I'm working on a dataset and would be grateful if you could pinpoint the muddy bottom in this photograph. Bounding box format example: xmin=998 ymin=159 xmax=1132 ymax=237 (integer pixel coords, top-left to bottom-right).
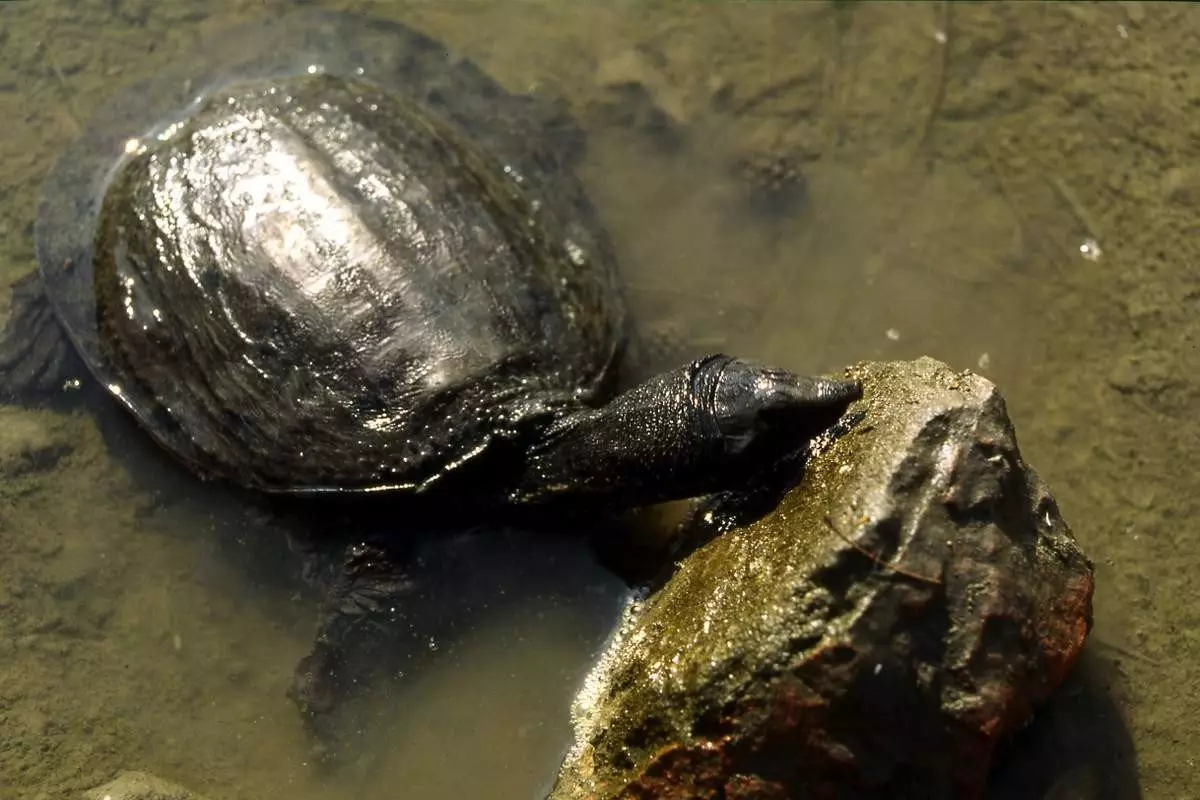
xmin=0 ymin=2 xmax=1196 ymax=799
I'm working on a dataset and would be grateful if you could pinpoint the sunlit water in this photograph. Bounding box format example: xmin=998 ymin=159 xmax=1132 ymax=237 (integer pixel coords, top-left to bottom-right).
xmin=0 ymin=2 xmax=1194 ymax=799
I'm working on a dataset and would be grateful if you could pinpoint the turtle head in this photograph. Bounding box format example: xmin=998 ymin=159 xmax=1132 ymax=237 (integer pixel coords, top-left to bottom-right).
xmin=701 ymin=356 xmax=862 ymax=467
xmin=510 ymin=354 xmax=861 ymax=510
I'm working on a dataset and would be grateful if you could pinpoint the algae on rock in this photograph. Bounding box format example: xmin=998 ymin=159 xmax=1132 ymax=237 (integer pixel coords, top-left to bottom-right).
xmin=552 ymin=357 xmax=1095 ymax=800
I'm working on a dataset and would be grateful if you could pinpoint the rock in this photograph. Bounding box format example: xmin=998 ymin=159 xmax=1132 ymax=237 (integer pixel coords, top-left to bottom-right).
xmin=589 ymin=46 xmax=687 ymax=150
xmin=731 ymin=148 xmax=808 ymax=218
xmin=83 ymin=771 xmax=209 ymax=800
xmin=0 ymin=407 xmax=75 ymax=481
xmin=550 ymin=357 xmax=1094 ymax=800
xmin=594 ymin=46 xmax=690 ymax=127
xmin=1107 ymin=349 xmax=1181 ymax=397
xmin=1160 ymin=165 xmax=1200 ymax=206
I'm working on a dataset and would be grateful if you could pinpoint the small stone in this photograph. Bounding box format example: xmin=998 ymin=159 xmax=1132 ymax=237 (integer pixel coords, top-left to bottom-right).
xmin=594 ymin=48 xmax=688 ymax=126
xmin=731 ymin=148 xmax=808 ymax=216
xmin=1123 ymin=284 xmax=1171 ymax=335
xmin=1108 ymin=350 xmax=1179 ymax=396
xmin=225 ymin=660 xmax=250 ymax=685
xmin=589 ymin=47 xmax=688 ymax=150
xmin=1078 ymin=238 xmax=1103 ymax=262
xmin=83 ymin=770 xmax=209 ymax=800
xmin=19 ymin=707 xmax=49 ymax=737
xmin=551 ymin=357 xmax=1094 ymax=800
xmin=0 ymin=408 xmax=76 ymax=480
xmin=1121 ymin=1 xmax=1146 ymax=26
xmin=1160 ymin=166 xmax=1200 ymax=206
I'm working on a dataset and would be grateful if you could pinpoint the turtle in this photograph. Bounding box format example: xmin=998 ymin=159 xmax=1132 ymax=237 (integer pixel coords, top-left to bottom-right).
xmin=0 ymin=11 xmax=861 ymax=742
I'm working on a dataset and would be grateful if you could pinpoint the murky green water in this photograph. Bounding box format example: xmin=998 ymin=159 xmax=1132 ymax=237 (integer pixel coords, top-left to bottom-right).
xmin=0 ymin=2 xmax=1194 ymax=798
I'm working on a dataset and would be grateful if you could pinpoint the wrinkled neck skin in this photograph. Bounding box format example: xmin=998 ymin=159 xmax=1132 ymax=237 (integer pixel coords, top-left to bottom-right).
xmin=509 ymin=354 xmax=850 ymax=513
xmin=511 ymin=356 xmax=723 ymax=510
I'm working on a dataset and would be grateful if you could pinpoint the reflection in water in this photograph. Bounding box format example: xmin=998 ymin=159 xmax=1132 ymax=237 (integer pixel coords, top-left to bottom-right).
xmin=302 ymin=528 xmax=631 ymax=799
xmin=0 ymin=1 xmax=1193 ymax=799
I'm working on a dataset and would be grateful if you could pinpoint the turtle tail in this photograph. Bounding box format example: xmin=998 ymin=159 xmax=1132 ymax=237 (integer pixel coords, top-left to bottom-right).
xmin=0 ymin=270 xmax=86 ymax=405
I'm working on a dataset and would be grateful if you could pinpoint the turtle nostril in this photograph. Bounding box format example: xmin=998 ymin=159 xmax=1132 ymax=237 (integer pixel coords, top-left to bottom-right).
xmin=794 ymin=376 xmax=862 ymax=406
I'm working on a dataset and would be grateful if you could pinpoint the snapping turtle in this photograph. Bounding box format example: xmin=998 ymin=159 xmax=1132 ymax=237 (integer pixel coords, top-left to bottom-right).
xmin=0 ymin=12 xmax=860 ymax=738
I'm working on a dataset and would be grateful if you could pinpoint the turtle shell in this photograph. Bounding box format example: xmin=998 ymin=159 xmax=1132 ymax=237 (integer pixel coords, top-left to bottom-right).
xmin=35 ymin=11 xmax=622 ymax=495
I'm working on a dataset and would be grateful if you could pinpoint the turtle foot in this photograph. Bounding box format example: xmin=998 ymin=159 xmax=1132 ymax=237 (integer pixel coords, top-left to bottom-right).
xmin=288 ymin=538 xmax=415 ymax=756
xmin=289 ymin=642 xmax=347 ymax=764
xmin=289 ymin=641 xmax=341 ymax=720
xmin=0 ymin=270 xmax=87 ymax=405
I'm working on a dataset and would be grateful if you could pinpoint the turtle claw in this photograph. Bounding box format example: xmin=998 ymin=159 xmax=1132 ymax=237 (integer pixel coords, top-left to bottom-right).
xmin=289 ymin=538 xmax=415 ymax=755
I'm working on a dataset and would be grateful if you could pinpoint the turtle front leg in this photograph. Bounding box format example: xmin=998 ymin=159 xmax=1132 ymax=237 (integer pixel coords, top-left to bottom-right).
xmin=0 ymin=270 xmax=88 ymax=404
xmin=289 ymin=539 xmax=414 ymax=749
xmin=663 ymin=403 xmax=868 ymax=569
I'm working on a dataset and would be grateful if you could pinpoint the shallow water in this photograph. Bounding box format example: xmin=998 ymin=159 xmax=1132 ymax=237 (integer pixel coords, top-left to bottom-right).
xmin=0 ymin=2 xmax=1195 ymax=799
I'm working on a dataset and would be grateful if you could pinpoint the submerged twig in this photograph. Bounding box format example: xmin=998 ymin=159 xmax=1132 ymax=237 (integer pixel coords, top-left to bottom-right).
xmin=823 ymin=0 xmax=858 ymax=156
xmin=45 ymin=50 xmax=82 ymax=138
xmin=1046 ymin=173 xmax=1103 ymax=245
xmin=1093 ymin=637 xmax=1164 ymax=667
xmin=823 ymin=515 xmax=943 ymax=586
xmin=982 ymin=137 xmax=1030 ymax=257
xmin=729 ymin=72 xmax=819 ymax=119
xmin=984 ymin=137 xmax=1078 ymax=270
xmin=1024 ymin=148 xmax=1104 ymax=250
xmin=913 ymin=1 xmax=953 ymax=159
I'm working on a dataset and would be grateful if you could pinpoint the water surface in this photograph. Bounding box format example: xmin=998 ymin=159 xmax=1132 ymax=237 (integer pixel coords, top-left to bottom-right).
xmin=0 ymin=2 xmax=1193 ymax=798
